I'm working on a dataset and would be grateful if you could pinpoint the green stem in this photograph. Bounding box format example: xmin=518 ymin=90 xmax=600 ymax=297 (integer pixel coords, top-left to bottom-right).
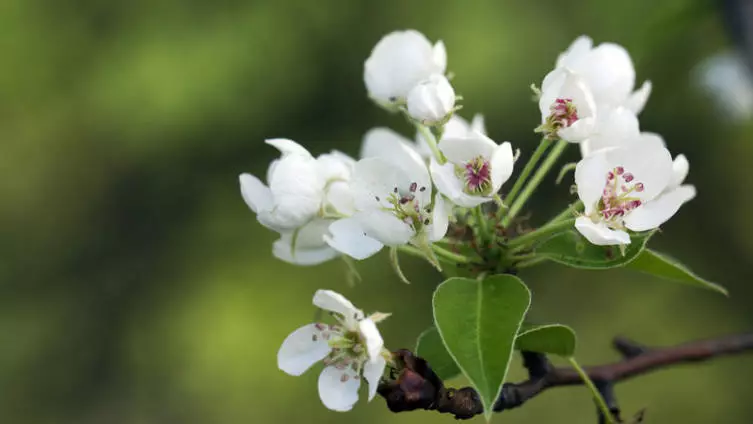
xmin=547 ymin=200 xmax=583 ymax=224
xmin=567 ymin=357 xmax=615 ymax=424
xmin=472 ymin=205 xmax=489 ymax=243
xmin=502 ymin=140 xmax=568 ymax=227
xmin=432 ymin=244 xmax=472 ymax=264
xmin=416 ymin=124 xmax=446 ymax=164
xmin=507 ymin=218 xmax=575 ymax=250
xmin=502 ymin=138 xmax=551 ymax=211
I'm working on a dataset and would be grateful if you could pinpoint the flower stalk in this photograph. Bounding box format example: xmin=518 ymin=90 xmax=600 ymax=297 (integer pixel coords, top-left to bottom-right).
xmin=502 ymin=139 xmax=569 ymax=227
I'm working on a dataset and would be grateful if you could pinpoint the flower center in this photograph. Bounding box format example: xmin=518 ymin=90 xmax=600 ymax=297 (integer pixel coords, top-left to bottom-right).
xmin=378 ymin=182 xmax=431 ymax=231
xmin=536 ymin=98 xmax=579 ymax=140
xmin=595 ymin=166 xmax=645 ymax=224
xmin=312 ymin=322 xmax=368 ymax=380
xmin=456 ymin=156 xmax=492 ymax=195
xmin=551 ymin=98 xmax=579 ymax=127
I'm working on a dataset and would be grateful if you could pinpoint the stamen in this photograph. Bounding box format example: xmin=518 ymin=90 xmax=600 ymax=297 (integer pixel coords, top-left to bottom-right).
xmin=409 ymin=182 xmax=417 ymax=192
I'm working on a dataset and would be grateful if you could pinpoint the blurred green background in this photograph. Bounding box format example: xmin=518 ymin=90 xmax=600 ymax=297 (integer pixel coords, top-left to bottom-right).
xmin=2 ymin=0 xmax=753 ymax=422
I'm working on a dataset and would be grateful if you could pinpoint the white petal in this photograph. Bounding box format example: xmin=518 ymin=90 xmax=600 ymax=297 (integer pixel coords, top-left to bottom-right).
xmin=433 ymin=41 xmax=447 ymax=72
xmin=580 ymin=42 xmax=636 ymax=107
xmin=360 ymin=127 xmax=415 ymax=160
xmin=470 ymin=114 xmax=487 ymax=135
xmin=357 ymin=210 xmax=414 ymax=246
xmin=352 ymin=157 xmax=431 ymax=212
xmin=556 ymin=35 xmax=594 ymax=69
xmin=625 ymin=80 xmax=652 ymax=114
xmin=277 ymin=323 xmax=332 ymax=376
xmin=429 ymin=159 xmax=485 ymax=208
xmin=581 ymin=107 xmax=640 ymax=157
xmin=600 ymin=144 xmax=673 ymax=202
xmin=267 ymin=155 xmax=325 ymax=229
xmin=324 ymin=218 xmax=384 ymax=260
xmin=490 ymin=142 xmax=514 ymax=192
xmin=540 ymin=68 xmax=596 ymax=121
xmin=358 ymin=318 xmax=384 ymax=362
xmin=272 ymin=220 xmax=339 ymax=266
xmin=406 ymin=73 xmax=456 ymax=124
xmin=575 ymin=153 xmax=611 ymax=215
xmin=265 ymin=138 xmax=312 ymax=157
xmin=623 ymin=185 xmax=696 ymax=231
xmin=364 ymin=30 xmax=444 ymax=102
xmin=575 ymin=216 xmax=631 ymax=246
xmin=318 ymin=366 xmax=360 ymax=412
xmin=440 ymin=115 xmax=472 ymax=139
xmin=638 ymin=132 xmax=666 ymax=149
xmin=558 ymin=117 xmax=596 ymax=142
xmin=312 ymin=289 xmax=361 ymax=318
xmin=325 ymin=181 xmax=356 ymax=216
xmin=317 ymin=151 xmax=355 ymax=182
xmin=273 ymin=239 xmax=339 ymax=266
xmin=239 ymin=173 xmax=273 ymax=213
xmin=439 ymin=132 xmax=497 ymax=164
xmin=668 ymin=154 xmax=689 ymax=190
xmin=429 ymin=193 xmax=451 ymax=242
xmin=363 ymin=356 xmax=387 ymax=402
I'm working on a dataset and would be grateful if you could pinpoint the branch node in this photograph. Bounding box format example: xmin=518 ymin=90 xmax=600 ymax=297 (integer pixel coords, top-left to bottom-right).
xmin=613 ymin=336 xmax=649 ymax=359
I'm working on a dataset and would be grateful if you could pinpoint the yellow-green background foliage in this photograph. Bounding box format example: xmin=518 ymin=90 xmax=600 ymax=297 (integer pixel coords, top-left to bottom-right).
xmin=1 ymin=0 xmax=752 ymax=422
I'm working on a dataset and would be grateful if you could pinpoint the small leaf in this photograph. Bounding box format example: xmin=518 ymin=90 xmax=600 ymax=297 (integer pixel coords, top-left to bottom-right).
xmin=626 ymin=249 xmax=728 ymax=295
xmin=516 ymin=324 xmax=577 ymax=357
xmin=433 ymin=275 xmax=531 ymax=421
xmin=415 ymin=327 xmax=460 ymax=380
xmin=536 ymin=230 xmax=653 ymax=269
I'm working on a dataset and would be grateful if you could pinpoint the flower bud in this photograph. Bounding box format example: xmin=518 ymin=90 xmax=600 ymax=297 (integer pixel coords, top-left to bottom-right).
xmin=406 ymin=74 xmax=456 ymax=126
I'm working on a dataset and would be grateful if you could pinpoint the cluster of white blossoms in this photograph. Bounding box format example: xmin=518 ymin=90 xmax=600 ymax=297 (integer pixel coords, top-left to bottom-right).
xmin=537 ymin=36 xmax=695 ymax=245
xmin=240 ymin=29 xmax=517 ymax=267
xmin=243 ymin=30 xmax=701 ymax=413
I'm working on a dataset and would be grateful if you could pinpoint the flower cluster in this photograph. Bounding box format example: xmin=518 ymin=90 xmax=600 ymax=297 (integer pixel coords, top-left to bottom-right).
xmin=536 ymin=36 xmax=696 ymax=245
xmin=239 ymin=30 xmax=702 ymax=413
xmin=240 ymin=30 xmax=517 ymax=268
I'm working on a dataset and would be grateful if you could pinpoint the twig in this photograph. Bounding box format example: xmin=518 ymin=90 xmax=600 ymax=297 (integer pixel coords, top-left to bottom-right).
xmin=377 ymin=333 xmax=753 ymax=421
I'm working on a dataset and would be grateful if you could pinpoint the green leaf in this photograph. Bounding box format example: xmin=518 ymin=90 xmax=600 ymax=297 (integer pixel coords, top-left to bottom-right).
xmin=626 ymin=249 xmax=728 ymax=296
xmin=515 ymin=324 xmax=576 ymax=357
xmin=536 ymin=230 xmax=653 ymax=269
xmin=433 ymin=275 xmax=531 ymax=421
xmin=415 ymin=327 xmax=461 ymax=380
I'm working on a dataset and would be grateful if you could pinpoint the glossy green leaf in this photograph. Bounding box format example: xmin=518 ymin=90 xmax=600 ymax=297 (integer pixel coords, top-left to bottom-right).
xmin=626 ymin=249 xmax=728 ymax=295
xmin=415 ymin=327 xmax=460 ymax=380
xmin=516 ymin=323 xmax=576 ymax=357
xmin=536 ymin=230 xmax=653 ymax=269
xmin=433 ymin=275 xmax=531 ymax=421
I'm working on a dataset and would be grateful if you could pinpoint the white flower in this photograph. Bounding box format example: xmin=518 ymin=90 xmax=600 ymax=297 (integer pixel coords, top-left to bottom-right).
xmin=538 ymin=68 xmax=597 ymax=141
xmin=277 ymin=290 xmax=388 ymax=412
xmin=364 ymin=30 xmax=447 ymax=105
xmin=574 ymin=143 xmax=695 ymax=246
xmin=240 ymin=140 xmax=357 ymax=265
xmin=406 ymin=74 xmax=456 ymax=125
xmin=325 ymin=142 xmax=450 ymax=260
xmin=430 ymin=132 xmax=514 ymax=207
xmin=240 ymin=139 xmax=326 ymax=231
xmin=556 ymin=35 xmax=652 ymax=113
